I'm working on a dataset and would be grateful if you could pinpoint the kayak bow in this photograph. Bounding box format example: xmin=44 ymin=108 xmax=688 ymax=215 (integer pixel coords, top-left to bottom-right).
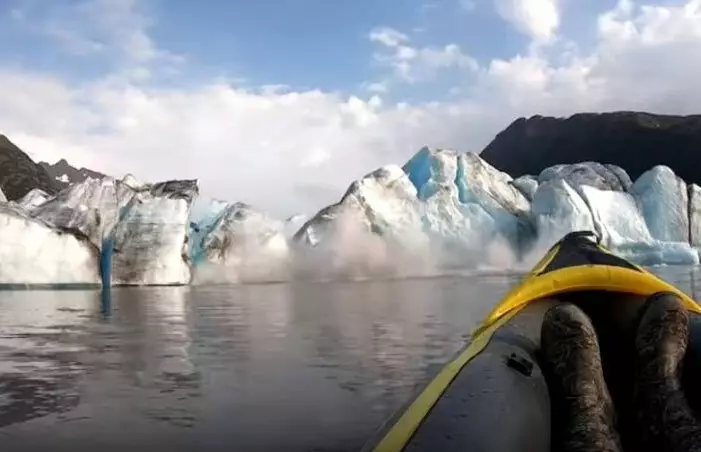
xmin=364 ymin=231 xmax=701 ymax=452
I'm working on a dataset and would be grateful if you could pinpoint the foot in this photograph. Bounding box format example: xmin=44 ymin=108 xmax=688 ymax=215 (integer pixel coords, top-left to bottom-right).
xmin=634 ymin=292 xmax=701 ymax=452
xmin=541 ymin=303 xmax=622 ymax=452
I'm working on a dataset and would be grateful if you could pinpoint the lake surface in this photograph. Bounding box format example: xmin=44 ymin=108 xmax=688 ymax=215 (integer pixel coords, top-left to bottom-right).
xmin=1 ymin=267 xmax=700 ymax=451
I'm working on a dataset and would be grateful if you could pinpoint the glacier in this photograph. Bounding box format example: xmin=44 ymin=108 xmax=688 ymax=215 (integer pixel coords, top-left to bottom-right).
xmin=632 ymin=166 xmax=690 ymax=243
xmin=109 ymin=179 xmax=198 ymax=286
xmin=190 ymin=202 xmax=289 ymax=284
xmin=17 ymin=188 xmax=51 ymax=212
xmin=0 ymin=203 xmax=99 ymax=285
xmin=2 ymin=146 xmax=701 ymax=287
xmin=298 ymin=148 xmax=701 ymax=270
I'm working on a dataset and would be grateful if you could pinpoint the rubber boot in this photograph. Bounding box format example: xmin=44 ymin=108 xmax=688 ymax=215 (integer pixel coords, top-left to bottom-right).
xmin=634 ymin=292 xmax=701 ymax=452
xmin=540 ymin=303 xmax=622 ymax=452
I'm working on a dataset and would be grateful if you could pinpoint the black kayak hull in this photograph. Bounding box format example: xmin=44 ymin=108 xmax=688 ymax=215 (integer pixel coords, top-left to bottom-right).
xmin=362 ymin=232 xmax=701 ymax=452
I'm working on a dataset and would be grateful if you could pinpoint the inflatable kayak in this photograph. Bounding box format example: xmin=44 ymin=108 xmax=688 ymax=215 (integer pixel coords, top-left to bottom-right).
xmin=362 ymin=231 xmax=701 ymax=452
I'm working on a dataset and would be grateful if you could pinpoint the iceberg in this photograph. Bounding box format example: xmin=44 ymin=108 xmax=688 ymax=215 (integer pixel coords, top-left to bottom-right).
xmin=538 ymin=162 xmax=631 ymax=194
xmin=632 ymin=165 xmax=689 ymax=243
xmin=0 ymin=186 xmax=6 ymax=203
xmin=300 ymin=149 xmax=701 ymax=270
xmin=4 ymin=144 xmax=701 ymax=287
xmin=510 ymin=175 xmax=538 ymax=201
xmin=530 ymin=179 xmax=596 ymax=249
xmin=17 ymin=188 xmax=51 ymax=212
xmin=297 ymin=148 xmax=532 ymax=271
xmin=190 ymin=202 xmax=289 ymax=283
xmin=32 ymin=177 xmax=134 ymax=249
xmin=109 ymin=180 xmax=198 ymax=286
xmin=0 ymin=203 xmax=99 ymax=285
xmin=20 ymin=175 xmax=199 ymax=286
xmin=689 ymin=184 xmax=701 ymax=247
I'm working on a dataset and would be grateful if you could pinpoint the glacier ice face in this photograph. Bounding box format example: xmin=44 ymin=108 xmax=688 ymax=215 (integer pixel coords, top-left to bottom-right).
xmin=510 ymin=175 xmax=538 ymax=201
xmin=296 ymin=165 xmax=424 ymax=247
xmin=578 ymin=185 xmax=652 ymax=246
xmin=300 ymin=149 xmax=701 ymax=270
xmin=17 ymin=188 xmax=51 ymax=212
xmin=0 ymin=186 xmax=6 ymax=203
xmin=530 ymin=178 xmax=595 ymax=250
xmin=538 ymin=162 xmax=631 ymax=193
xmin=0 ymin=204 xmax=99 ymax=285
xmin=689 ymin=184 xmax=701 ymax=247
xmin=121 ymin=174 xmax=145 ymax=190
xmin=529 ymin=165 xmax=698 ymax=264
xmin=297 ymin=148 xmax=532 ymax=273
xmin=191 ymin=202 xmax=290 ymax=283
xmin=110 ymin=180 xmax=198 ymax=286
xmin=402 ymin=148 xmax=531 ymax=248
xmin=632 ymin=165 xmax=689 ymax=243
xmin=5 ymin=144 xmax=701 ymax=286
xmin=32 ymin=177 xmax=134 ymax=249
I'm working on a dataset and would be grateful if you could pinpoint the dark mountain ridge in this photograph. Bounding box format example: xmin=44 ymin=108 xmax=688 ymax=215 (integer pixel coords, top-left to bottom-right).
xmin=480 ymin=111 xmax=701 ymax=184
xmin=0 ymin=135 xmax=63 ymax=200
xmin=39 ymin=158 xmax=105 ymax=188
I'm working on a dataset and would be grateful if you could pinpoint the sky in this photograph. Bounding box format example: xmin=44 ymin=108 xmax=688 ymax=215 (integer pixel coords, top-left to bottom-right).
xmin=1 ymin=0 xmax=701 ymax=217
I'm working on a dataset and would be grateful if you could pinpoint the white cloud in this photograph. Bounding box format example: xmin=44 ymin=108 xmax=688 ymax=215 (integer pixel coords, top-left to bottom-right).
xmin=5 ymin=1 xmax=701 ymax=219
xmin=12 ymin=0 xmax=183 ymax=78
xmin=369 ymin=27 xmax=478 ymax=82
xmin=496 ymin=0 xmax=560 ymax=41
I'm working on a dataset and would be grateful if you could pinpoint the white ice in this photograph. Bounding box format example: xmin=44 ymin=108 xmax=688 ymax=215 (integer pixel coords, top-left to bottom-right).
xmin=110 ymin=181 xmax=198 ymax=285
xmin=510 ymin=175 xmax=538 ymax=201
xmin=32 ymin=177 xmax=135 ymax=248
xmin=191 ymin=202 xmax=290 ymax=283
xmin=633 ymin=165 xmax=689 ymax=243
xmin=689 ymin=184 xmax=701 ymax=247
xmin=17 ymin=188 xmax=51 ymax=212
xmin=0 ymin=204 xmax=99 ymax=285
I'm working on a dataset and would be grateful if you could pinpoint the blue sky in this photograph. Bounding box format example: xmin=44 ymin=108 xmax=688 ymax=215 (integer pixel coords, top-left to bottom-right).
xmin=0 ymin=0 xmax=700 ymax=216
xmin=0 ymin=0 xmax=607 ymax=97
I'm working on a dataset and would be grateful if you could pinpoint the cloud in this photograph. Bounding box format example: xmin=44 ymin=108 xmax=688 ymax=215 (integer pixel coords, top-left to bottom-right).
xmin=11 ymin=0 xmax=183 ymax=79
xmin=369 ymin=27 xmax=478 ymax=83
xmin=4 ymin=0 xmax=701 ymax=220
xmin=495 ymin=0 xmax=560 ymax=41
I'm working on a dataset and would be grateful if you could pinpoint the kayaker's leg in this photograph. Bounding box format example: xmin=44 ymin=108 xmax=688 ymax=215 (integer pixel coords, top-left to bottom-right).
xmin=634 ymin=292 xmax=701 ymax=452
xmin=541 ymin=303 xmax=622 ymax=452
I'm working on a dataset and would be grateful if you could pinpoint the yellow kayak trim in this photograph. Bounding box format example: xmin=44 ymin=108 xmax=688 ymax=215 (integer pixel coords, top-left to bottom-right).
xmin=371 ymin=237 xmax=701 ymax=452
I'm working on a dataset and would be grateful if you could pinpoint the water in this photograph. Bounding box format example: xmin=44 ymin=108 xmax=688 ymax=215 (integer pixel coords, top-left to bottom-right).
xmin=0 ymin=267 xmax=699 ymax=451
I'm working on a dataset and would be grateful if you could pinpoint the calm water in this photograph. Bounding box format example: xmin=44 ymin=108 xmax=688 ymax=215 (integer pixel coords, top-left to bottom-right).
xmin=0 ymin=267 xmax=700 ymax=451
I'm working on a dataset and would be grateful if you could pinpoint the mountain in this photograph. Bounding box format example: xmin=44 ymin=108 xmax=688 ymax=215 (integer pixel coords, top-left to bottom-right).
xmin=0 ymin=135 xmax=63 ymax=200
xmin=480 ymin=112 xmax=701 ymax=184
xmin=39 ymin=158 xmax=105 ymax=188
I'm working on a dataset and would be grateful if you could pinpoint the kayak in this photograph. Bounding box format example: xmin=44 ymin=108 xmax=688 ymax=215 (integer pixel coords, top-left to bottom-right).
xmin=362 ymin=230 xmax=701 ymax=452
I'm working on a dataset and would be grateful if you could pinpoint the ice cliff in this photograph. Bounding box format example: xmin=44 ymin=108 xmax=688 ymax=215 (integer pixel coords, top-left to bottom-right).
xmin=297 ymin=148 xmax=701 ymax=269
xmin=2 ymin=145 xmax=701 ymax=287
xmin=189 ymin=202 xmax=289 ymax=283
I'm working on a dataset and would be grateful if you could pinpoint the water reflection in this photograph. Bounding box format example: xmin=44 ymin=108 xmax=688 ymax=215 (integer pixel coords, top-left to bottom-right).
xmin=0 ymin=273 xmax=571 ymax=451
xmin=0 ymin=290 xmax=96 ymax=428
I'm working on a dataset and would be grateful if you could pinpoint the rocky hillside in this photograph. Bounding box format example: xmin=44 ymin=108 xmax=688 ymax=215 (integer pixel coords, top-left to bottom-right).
xmin=480 ymin=112 xmax=701 ymax=184
xmin=39 ymin=158 xmax=105 ymax=189
xmin=0 ymin=135 xmax=62 ymax=200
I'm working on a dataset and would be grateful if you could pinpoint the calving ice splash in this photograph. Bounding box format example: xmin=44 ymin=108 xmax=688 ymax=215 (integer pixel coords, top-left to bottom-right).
xmin=0 ymin=147 xmax=700 ymax=287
